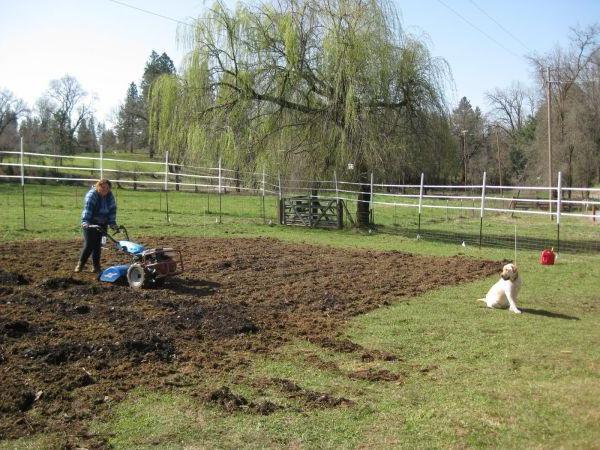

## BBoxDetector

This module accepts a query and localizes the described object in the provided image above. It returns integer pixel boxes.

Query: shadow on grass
[374,224,600,254]
[521,308,580,320]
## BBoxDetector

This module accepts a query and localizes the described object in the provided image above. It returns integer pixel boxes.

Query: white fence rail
[2,148,600,226]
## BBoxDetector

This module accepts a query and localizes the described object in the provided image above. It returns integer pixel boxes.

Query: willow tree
[150,0,449,226]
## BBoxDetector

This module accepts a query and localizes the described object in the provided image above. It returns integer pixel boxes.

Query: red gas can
[540,248,556,265]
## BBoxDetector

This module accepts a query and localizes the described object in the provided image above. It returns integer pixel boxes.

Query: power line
[105,0,195,28]
[433,0,523,60]
[467,0,531,52]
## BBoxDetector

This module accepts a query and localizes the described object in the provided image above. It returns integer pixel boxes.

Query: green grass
[1,183,599,449]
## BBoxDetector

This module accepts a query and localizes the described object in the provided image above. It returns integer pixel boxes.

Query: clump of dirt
[198,304,259,339]
[313,337,364,353]
[122,333,176,362]
[271,378,354,408]
[38,277,86,290]
[0,236,499,445]
[304,353,341,373]
[361,350,401,362]
[0,269,29,285]
[349,368,404,382]
[206,386,249,412]
[205,386,282,415]
[0,380,38,414]
[3,320,31,338]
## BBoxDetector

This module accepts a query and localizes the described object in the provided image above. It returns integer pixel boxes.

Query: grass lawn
[1,183,599,449]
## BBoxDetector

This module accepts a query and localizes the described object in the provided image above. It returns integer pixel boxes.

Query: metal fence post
[556,171,562,253]
[479,171,487,248]
[417,172,424,239]
[100,144,103,179]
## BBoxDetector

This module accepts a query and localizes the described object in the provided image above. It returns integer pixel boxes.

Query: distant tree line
[1,0,598,217]
[0,51,175,158]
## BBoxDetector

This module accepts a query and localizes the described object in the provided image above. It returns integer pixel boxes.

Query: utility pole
[546,66,553,217]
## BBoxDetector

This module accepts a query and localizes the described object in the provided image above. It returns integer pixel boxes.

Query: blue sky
[1,0,599,126]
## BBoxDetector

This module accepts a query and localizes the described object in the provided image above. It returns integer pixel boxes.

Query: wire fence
[1,143,600,253]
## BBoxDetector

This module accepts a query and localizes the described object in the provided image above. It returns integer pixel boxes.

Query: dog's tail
[477,298,487,303]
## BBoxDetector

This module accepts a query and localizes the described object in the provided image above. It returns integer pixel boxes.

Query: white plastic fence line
[485,207,553,216]
[373,191,421,199]
[418,173,424,214]
[0,150,167,167]
[557,171,562,225]
[4,152,600,212]
[561,211,600,218]
[561,198,600,206]
[0,162,224,183]
[3,173,594,209]
[485,195,552,204]
[480,171,487,219]
[419,183,484,190]
[7,149,598,195]
[562,186,600,193]
[372,182,421,189]
[262,167,266,198]
[487,184,556,191]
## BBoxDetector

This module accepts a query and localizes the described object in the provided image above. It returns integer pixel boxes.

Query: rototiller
[90,225,183,289]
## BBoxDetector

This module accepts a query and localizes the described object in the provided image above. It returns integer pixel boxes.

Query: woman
[75,179,118,273]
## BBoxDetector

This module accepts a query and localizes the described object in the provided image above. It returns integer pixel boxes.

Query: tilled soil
[0,236,499,446]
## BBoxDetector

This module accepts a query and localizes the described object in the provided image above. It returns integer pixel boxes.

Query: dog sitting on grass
[478,263,522,314]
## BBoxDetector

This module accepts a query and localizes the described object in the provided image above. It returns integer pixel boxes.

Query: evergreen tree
[97,122,117,149]
[140,51,176,157]
[141,51,176,100]
[452,97,486,184]
[77,117,97,152]
[116,82,143,152]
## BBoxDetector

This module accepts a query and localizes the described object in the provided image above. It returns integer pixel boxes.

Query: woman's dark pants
[78,226,105,268]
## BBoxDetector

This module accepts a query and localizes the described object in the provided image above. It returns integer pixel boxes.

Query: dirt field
[0,236,499,447]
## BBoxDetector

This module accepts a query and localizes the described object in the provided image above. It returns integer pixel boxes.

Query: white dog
[478,263,522,314]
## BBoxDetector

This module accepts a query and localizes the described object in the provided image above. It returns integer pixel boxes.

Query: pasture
[0,183,599,449]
